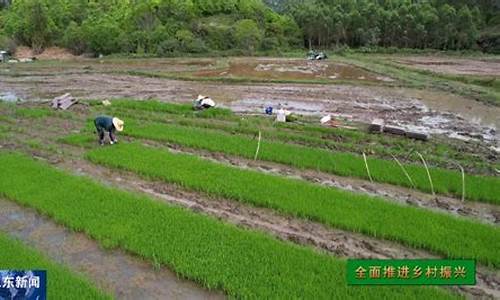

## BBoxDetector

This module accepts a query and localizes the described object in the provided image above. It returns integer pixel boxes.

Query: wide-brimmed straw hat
[112,117,124,132]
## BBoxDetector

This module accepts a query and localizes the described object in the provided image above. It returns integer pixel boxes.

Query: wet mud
[160,143,500,226]
[194,58,393,82]
[394,56,500,76]
[1,57,498,146]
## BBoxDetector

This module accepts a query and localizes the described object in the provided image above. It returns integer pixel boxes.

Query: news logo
[0,270,46,300]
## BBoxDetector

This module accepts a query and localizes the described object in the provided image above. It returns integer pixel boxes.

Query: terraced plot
[0,152,457,299]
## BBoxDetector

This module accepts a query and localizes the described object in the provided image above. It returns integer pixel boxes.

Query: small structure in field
[0,51,9,63]
[51,93,78,110]
[369,119,429,141]
[307,50,328,60]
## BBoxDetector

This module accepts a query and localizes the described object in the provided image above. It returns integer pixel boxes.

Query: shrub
[0,33,16,54]
[233,19,262,52]
[62,21,87,55]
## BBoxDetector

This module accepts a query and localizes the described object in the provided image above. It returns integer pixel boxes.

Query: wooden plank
[59,98,77,110]
[53,93,71,102]
[383,125,406,136]
[406,131,430,141]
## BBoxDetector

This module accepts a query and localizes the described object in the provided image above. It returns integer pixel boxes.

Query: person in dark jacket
[94,116,124,145]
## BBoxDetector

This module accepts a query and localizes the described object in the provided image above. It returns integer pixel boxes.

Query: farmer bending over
[94,116,124,145]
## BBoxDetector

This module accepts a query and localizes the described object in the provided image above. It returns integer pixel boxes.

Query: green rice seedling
[0,231,111,299]
[58,133,95,147]
[109,99,234,119]
[118,121,500,204]
[0,152,457,299]
[14,108,53,119]
[97,101,494,175]
[86,143,500,268]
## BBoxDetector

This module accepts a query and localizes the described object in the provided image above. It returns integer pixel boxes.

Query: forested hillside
[0,0,301,55]
[0,0,498,55]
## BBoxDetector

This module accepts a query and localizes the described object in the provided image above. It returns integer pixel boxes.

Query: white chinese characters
[2,275,40,289]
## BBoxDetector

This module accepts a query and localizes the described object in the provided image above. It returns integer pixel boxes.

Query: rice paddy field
[0,54,499,299]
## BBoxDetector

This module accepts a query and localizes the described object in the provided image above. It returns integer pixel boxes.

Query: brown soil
[194,58,394,82]
[394,56,500,76]
[1,56,500,298]
[15,47,79,60]
[0,199,223,300]
[0,69,498,146]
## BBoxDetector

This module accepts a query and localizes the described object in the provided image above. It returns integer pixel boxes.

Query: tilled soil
[394,56,500,76]
[1,58,499,146]
[1,95,499,298]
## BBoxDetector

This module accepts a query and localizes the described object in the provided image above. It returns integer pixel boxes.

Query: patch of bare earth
[15,47,79,60]
[394,56,500,76]
[157,143,500,226]
[1,67,498,145]
[2,98,500,298]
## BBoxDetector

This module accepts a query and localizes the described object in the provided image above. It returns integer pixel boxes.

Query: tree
[83,19,123,55]
[456,6,477,49]
[233,19,262,52]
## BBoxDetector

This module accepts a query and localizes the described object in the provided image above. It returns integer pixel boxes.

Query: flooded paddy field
[192,58,394,82]
[1,56,499,149]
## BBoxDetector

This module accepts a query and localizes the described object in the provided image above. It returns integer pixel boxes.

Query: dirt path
[0,199,223,300]
[2,111,499,226]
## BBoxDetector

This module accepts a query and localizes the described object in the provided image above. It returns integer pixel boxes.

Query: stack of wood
[368,119,384,133]
[51,93,78,110]
[368,119,429,141]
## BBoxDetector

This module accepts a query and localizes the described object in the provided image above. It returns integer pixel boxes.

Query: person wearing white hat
[193,95,215,110]
[94,115,124,145]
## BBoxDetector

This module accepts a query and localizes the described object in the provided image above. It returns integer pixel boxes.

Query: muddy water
[0,199,223,300]
[397,88,500,130]
[194,59,393,82]
[0,65,497,145]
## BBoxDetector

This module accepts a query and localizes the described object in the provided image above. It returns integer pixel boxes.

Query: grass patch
[0,152,456,299]
[86,143,500,268]
[14,108,53,119]
[116,120,500,204]
[58,133,95,147]
[0,231,110,299]
[108,99,234,119]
